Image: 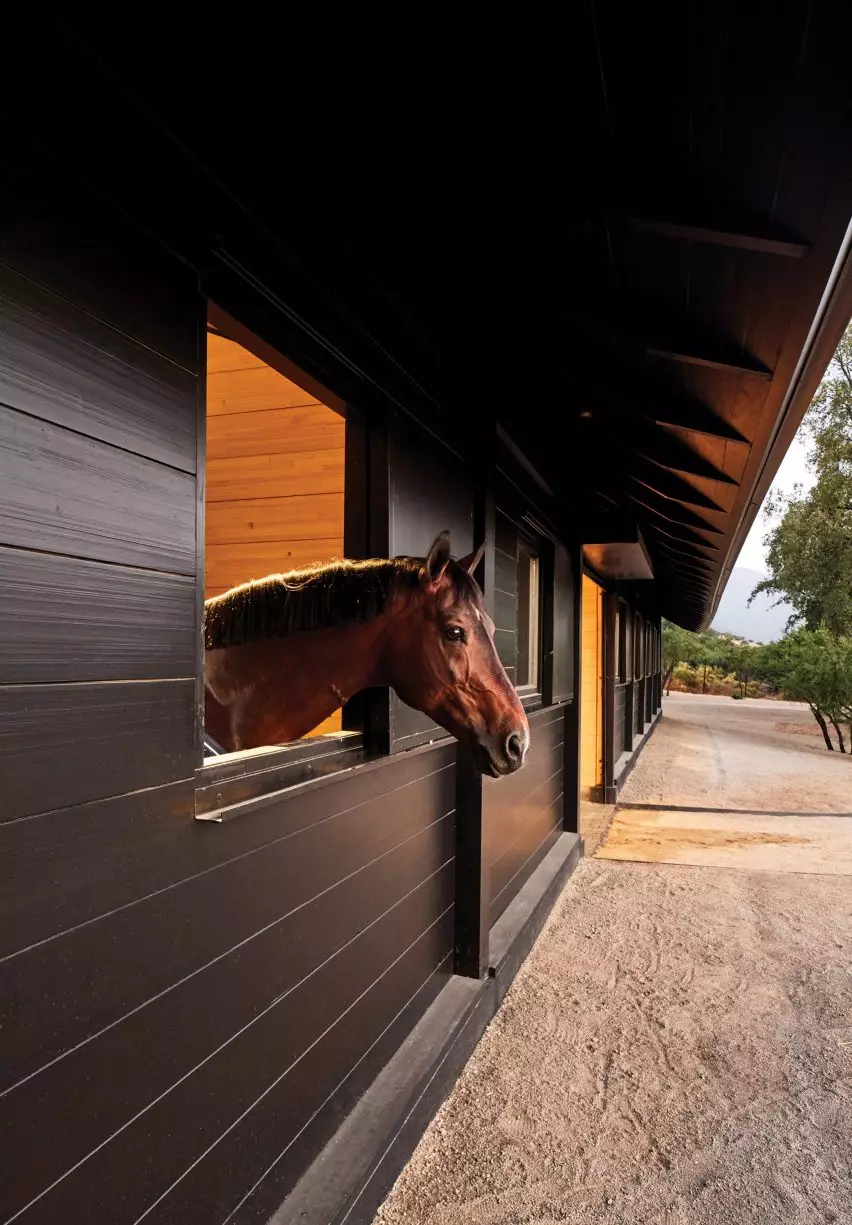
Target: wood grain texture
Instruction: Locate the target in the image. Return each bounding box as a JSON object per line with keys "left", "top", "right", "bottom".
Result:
{"left": 2, "top": 747, "right": 456, "bottom": 1225}
{"left": 581, "top": 575, "right": 604, "bottom": 794}
{"left": 5, "top": 748, "right": 456, "bottom": 1082}
{"left": 4, "top": 845, "right": 454, "bottom": 1220}
{"left": 0, "top": 128, "right": 200, "bottom": 373}
{"left": 0, "top": 779, "right": 194, "bottom": 959}
{"left": 0, "top": 406, "right": 196, "bottom": 573}
{"left": 206, "top": 447, "right": 345, "bottom": 502}
{"left": 204, "top": 492, "right": 344, "bottom": 546}
{"left": 487, "top": 706, "right": 565, "bottom": 923}
{"left": 204, "top": 538, "right": 343, "bottom": 595}
{"left": 0, "top": 679, "right": 195, "bottom": 823}
{"left": 0, "top": 262, "right": 197, "bottom": 471}
{"left": 613, "top": 685, "right": 627, "bottom": 759}
{"left": 206, "top": 404, "right": 344, "bottom": 459}
{"left": 0, "top": 547, "right": 195, "bottom": 683}
{"left": 204, "top": 333, "right": 345, "bottom": 600}
{"left": 207, "top": 366, "right": 320, "bottom": 415}
{"left": 2, "top": 746, "right": 453, "bottom": 967}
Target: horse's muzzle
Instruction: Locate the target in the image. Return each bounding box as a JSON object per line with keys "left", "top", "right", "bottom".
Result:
{"left": 473, "top": 726, "right": 530, "bottom": 777}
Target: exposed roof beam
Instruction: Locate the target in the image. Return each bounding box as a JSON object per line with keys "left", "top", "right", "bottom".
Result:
{"left": 653, "top": 542, "right": 715, "bottom": 572}
{"left": 646, "top": 345, "right": 773, "bottom": 379}
{"left": 628, "top": 486, "right": 724, "bottom": 535}
{"left": 638, "top": 515, "right": 720, "bottom": 553}
{"left": 585, "top": 413, "right": 738, "bottom": 485}
{"left": 629, "top": 216, "right": 810, "bottom": 259}
{"left": 634, "top": 461, "right": 727, "bottom": 512}
{"left": 576, "top": 374, "right": 749, "bottom": 444}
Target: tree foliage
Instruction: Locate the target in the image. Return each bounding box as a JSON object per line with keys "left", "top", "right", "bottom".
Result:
{"left": 758, "top": 628, "right": 852, "bottom": 752}
{"left": 752, "top": 323, "right": 852, "bottom": 635}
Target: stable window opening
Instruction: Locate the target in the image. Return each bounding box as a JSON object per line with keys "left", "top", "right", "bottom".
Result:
{"left": 201, "top": 305, "right": 363, "bottom": 791}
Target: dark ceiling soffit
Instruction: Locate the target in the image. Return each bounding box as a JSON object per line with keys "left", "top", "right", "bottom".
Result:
{"left": 496, "top": 423, "right": 556, "bottom": 500}
{"left": 636, "top": 435, "right": 738, "bottom": 486}
{"left": 627, "top": 490, "right": 724, "bottom": 537}
{"left": 628, "top": 217, "right": 810, "bottom": 260}
{"left": 576, "top": 376, "right": 749, "bottom": 444}
{"left": 707, "top": 216, "right": 852, "bottom": 630}
{"left": 632, "top": 466, "right": 727, "bottom": 513}
{"left": 627, "top": 486, "right": 724, "bottom": 535}
{"left": 641, "top": 519, "right": 720, "bottom": 553}
{"left": 646, "top": 345, "right": 773, "bottom": 379}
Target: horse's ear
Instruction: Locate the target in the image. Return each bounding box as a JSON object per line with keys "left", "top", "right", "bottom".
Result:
{"left": 457, "top": 541, "right": 485, "bottom": 576}
{"left": 422, "top": 531, "right": 452, "bottom": 586}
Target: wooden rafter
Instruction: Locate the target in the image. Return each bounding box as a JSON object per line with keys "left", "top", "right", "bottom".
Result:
{"left": 628, "top": 217, "right": 810, "bottom": 259}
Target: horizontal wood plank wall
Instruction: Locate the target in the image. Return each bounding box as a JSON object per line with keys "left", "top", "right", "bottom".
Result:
{"left": 580, "top": 575, "right": 603, "bottom": 796}
{"left": 486, "top": 705, "right": 565, "bottom": 925}
{"left": 0, "top": 194, "right": 200, "bottom": 832}
{"left": 2, "top": 745, "right": 456, "bottom": 1225}
{"left": 205, "top": 331, "right": 346, "bottom": 735}
{"left": 613, "top": 685, "right": 627, "bottom": 760}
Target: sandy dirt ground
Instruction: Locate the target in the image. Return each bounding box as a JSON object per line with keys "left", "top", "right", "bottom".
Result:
{"left": 620, "top": 692, "right": 852, "bottom": 813}
{"left": 373, "top": 696, "right": 852, "bottom": 1225}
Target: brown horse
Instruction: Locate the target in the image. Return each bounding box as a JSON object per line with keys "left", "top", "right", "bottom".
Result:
{"left": 204, "top": 532, "right": 529, "bottom": 776}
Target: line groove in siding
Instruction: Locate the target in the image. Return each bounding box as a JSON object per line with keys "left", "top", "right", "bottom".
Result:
{"left": 125, "top": 905, "right": 455, "bottom": 1225}
{"left": 1, "top": 863, "right": 454, "bottom": 1224}
{"left": 1, "top": 809, "right": 456, "bottom": 1098}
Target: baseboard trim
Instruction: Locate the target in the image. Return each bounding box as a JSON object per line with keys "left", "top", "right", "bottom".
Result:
{"left": 270, "top": 833, "right": 583, "bottom": 1225}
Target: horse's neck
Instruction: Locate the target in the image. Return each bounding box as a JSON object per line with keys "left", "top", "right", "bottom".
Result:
{"left": 207, "top": 617, "right": 391, "bottom": 749}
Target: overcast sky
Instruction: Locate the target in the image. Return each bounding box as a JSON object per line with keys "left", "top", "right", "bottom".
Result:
{"left": 733, "top": 427, "right": 815, "bottom": 573}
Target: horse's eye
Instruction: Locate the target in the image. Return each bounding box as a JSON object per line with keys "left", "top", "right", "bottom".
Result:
{"left": 444, "top": 626, "right": 466, "bottom": 644}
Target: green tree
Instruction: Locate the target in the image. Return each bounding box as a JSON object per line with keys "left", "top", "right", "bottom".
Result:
{"left": 758, "top": 627, "right": 852, "bottom": 751}
{"left": 752, "top": 323, "right": 852, "bottom": 635}
{"left": 661, "top": 620, "right": 691, "bottom": 695}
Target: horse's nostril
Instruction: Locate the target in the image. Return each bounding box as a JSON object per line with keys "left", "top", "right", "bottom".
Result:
{"left": 505, "top": 732, "right": 524, "bottom": 765}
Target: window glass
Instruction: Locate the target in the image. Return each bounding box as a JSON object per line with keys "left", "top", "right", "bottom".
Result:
{"left": 516, "top": 542, "right": 540, "bottom": 689}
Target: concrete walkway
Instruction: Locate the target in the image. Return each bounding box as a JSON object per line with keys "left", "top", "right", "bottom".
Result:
{"left": 374, "top": 695, "right": 852, "bottom": 1225}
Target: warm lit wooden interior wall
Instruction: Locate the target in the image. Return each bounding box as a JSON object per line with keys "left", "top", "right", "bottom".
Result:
{"left": 205, "top": 331, "right": 345, "bottom": 598}
{"left": 581, "top": 575, "right": 603, "bottom": 795}
{"left": 205, "top": 331, "right": 346, "bottom": 735}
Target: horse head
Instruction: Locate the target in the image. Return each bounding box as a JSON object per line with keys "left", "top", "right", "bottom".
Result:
{"left": 384, "top": 532, "right": 530, "bottom": 776}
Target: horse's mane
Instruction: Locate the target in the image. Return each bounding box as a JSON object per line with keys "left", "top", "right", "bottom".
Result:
{"left": 204, "top": 555, "right": 480, "bottom": 650}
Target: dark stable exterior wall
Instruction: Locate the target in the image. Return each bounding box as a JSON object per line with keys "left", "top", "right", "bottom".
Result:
{"left": 602, "top": 591, "right": 663, "bottom": 797}
{"left": 0, "top": 148, "right": 458, "bottom": 1225}
{"left": 0, "top": 102, "right": 583, "bottom": 1225}
{"left": 487, "top": 705, "right": 566, "bottom": 924}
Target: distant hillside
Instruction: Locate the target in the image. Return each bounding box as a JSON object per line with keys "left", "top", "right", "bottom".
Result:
{"left": 711, "top": 567, "right": 795, "bottom": 643}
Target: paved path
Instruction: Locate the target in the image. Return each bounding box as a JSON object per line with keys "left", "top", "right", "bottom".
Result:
{"left": 374, "top": 695, "right": 852, "bottom": 1225}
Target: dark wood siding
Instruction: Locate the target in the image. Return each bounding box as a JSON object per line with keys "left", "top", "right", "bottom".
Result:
{"left": 0, "top": 151, "right": 459, "bottom": 1225}
{"left": 613, "top": 684, "right": 627, "bottom": 759}
{"left": 1, "top": 548, "right": 196, "bottom": 684}
{"left": 1, "top": 746, "right": 455, "bottom": 1225}
{"left": 487, "top": 705, "right": 565, "bottom": 925}
{"left": 387, "top": 420, "right": 474, "bottom": 750}
{"left": 550, "top": 544, "right": 574, "bottom": 701}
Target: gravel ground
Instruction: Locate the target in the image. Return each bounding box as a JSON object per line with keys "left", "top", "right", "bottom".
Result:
{"left": 374, "top": 860, "right": 852, "bottom": 1225}
{"left": 621, "top": 693, "right": 852, "bottom": 813}
{"left": 373, "top": 695, "right": 852, "bottom": 1225}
